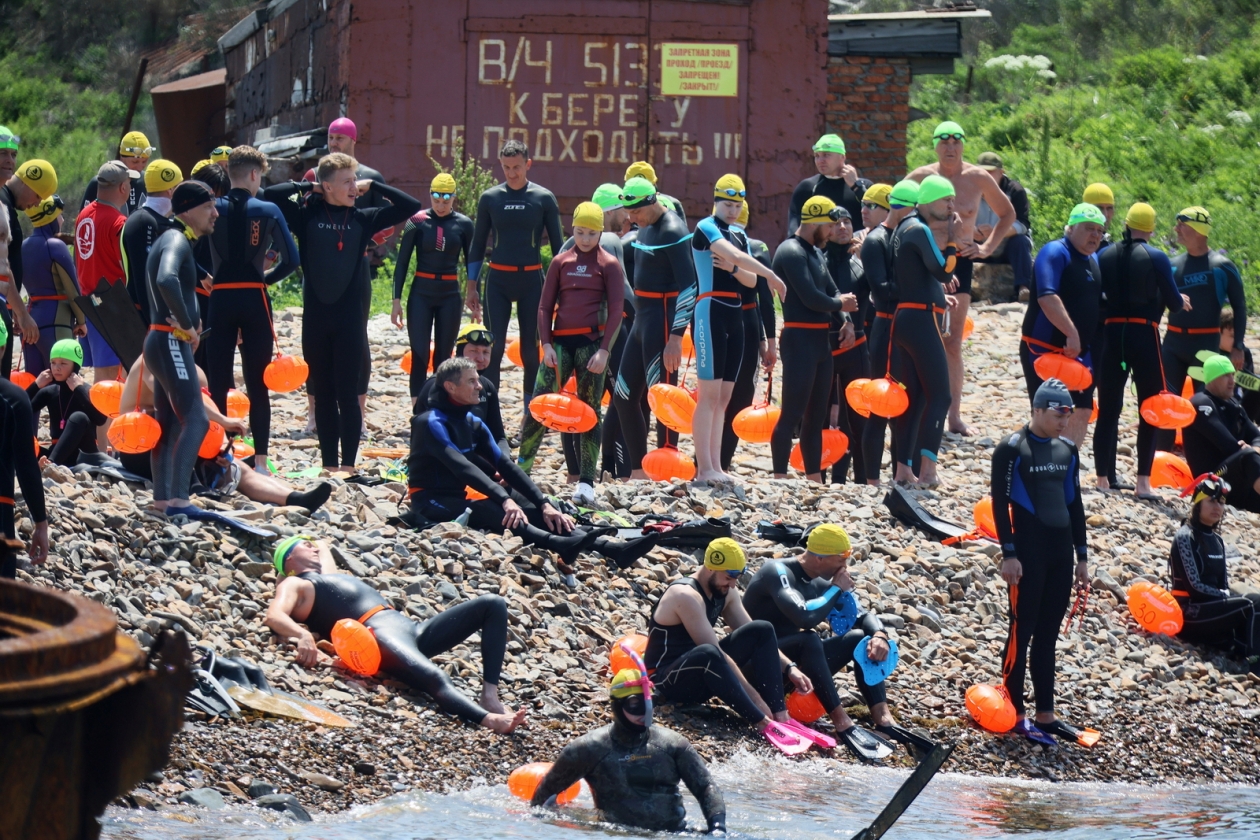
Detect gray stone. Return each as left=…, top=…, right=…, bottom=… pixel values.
left=331, top=544, right=371, bottom=577
left=177, top=788, right=226, bottom=810
left=247, top=781, right=277, bottom=798
left=254, top=793, right=312, bottom=822
left=437, top=581, right=459, bottom=601
left=877, top=613, right=905, bottom=630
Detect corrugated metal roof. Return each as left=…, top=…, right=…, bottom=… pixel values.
left=829, top=9, right=991, bottom=21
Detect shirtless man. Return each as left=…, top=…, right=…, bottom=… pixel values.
left=909, top=121, right=1015, bottom=436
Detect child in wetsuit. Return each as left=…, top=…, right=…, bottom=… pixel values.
left=27, top=339, right=108, bottom=467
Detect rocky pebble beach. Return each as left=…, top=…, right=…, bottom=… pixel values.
left=11, top=303, right=1260, bottom=819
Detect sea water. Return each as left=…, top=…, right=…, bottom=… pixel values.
left=100, top=750, right=1260, bottom=838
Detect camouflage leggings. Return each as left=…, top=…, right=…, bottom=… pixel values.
left=518, top=341, right=606, bottom=483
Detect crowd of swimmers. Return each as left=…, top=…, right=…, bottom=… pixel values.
left=0, top=117, right=1257, bottom=832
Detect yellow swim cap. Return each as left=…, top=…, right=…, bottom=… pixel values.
left=1082, top=183, right=1114, bottom=206
left=120, top=131, right=154, bottom=158
left=625, top=160, right=658, bottom=185
left=736, top=201, right=749, bottom=228
left=610, top=668, right=647, bottom=698
left=209, top=145, right=231, bottom=163
left=714, top=173, right=746, bottom=200
left=800, top=196, right=838, bottom=224
left=25, top=195, right=63, bottom=228
left=431, top=172, right=457, bottom=194
left=806, top=523, right=851, bottom=557
left=144, top=159, right=183, bottom=193
left=190, top=159, right=213, bottom=176
left=1124, top=202, right=1156, bottom=233
left=863, top=183, right=892, bottom=210
left=704, top=537, right=746, bottom=573
left=1176, top=206, right=1212, bottom=237
left=572, top=200, right=604, bottom=232
left=17, top=159, right=57, bottom=200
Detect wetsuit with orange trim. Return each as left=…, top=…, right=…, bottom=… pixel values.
left=991, top=425, right=1087, bottom=718
left=889, top=217, right=955, bottom=472
left=1170, top=518, right=1260, bottom=660
left=721, top=236, right=775, bottom=471
left=1164, top=250, right=1246, bottom=396
left=770, top=235, right=846, bottom=475
left=858, top=218, right=903, bottom=481
left=22, top=216, right=85, bottom=373
left=828, top=244, right=869, bottom=484
left=1019, top=238, right=1101, bottom=410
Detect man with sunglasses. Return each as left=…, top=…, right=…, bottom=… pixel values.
left=532, top=668, right=725, bottom=834
left=81, top=130, right=152, bottom=216
left=990, top=378, right=1093, bottom=746
left=415, top=323, right=506, bottom=443
left=1160, top=207, right=1247, bottom=432
left=743, top=524, right=906, bottom=761
left=392, top=173, right=474, bottom=402
left=909, top=121, right=1016, bottom=437
left=1183, top=354, right=1260, bottom=513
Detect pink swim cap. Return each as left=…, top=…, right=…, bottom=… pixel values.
left=328, top=117, right=357, bottom=141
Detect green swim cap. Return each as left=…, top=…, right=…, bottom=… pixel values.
left=813, top=133, right=846, bottom=155
left=1068, top=203, right=1106, bottom=227
left=620, top=176, right=657, bottom=208
left=889, top=179, right=920, bottom=208
left=1203, top=354, right=1236, bottom=384
left=592, top=183, right=623, bottom=211
left=0, top=126, right=17, bottom=151
left=916, top=175, right=956, bottom=206
left=273, top=534, right=314, bottom=574
left=50, top=338, right=83, bottom=367
left=932, top=121, right=966, bottom=141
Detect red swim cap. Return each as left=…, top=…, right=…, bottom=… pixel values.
left=329, top=117, right=357, bottom=141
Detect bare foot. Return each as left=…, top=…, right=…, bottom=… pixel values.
left=483, top=707, right=528, bottom=734
left=695, top=470, right=726, bottom=484
left=480, top=685, right=506, bottom=715
left=1095, top=476, right=1111, bottom=491
left=948, top=418, right=973, bottom=436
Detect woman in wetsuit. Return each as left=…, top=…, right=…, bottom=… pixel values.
left=27, top=339, right=107, bottom=466
left=392, top=173, right=474, bottom=400
left=1170, top=474, right=1260, bottom=673
left=264, top=536, right=527, bottom=733
left=20, top=196, right=86, bottom=373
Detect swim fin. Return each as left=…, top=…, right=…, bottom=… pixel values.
left=164, top=504, right=275, bottom=537
left=762, top=720, right=811, bottom=756
left=1013, top=718, right=1056, bottom=746
left=883, top=486, right=982, bottom=544
left=849, top=742, right=954, bottom=840
left=838, top=725, right=893, bottom=762
left=1037, top=718, right=1101, bottom=748
left=780, top=718, right=837, bottom=750
left=874, top=723, right=939, bottom=760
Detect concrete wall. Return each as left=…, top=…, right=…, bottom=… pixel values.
left=825, top=55, right=911, bottom=185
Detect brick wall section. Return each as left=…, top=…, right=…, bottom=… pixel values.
left=826, top=56, right=911, bottom=184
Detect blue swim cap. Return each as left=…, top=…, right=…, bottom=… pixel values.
left=854, top=636, right=899, bottom=685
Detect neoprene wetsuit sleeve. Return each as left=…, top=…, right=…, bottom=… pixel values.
left=600, top=251, right=626, bottom=351
left=1150, top=247, right=1183, bottom=312
left=857, top=609, right=885, bottom=636
left=468, top=192, right=493, bottom=277
left=769, top=562, right=845, bottom=628
left=1033, top=241, right=1069, bottom=299
left=906, top=223, right=955, bottom=285
left=3, top=381, right=46, bottom=523
left=543, top=192, right=564, bottom=255
left=1067, top=444, right=1087, bottom=558
left=482, top=380, right=507, bottom=445
left=259, top=181, right=309, bottom=233
left=1174, top=526, right=1229, bottom=598
left=531, top=741, right=595, bottom=807
left=1009, top=181, right=1031, bottom=230
left=1192, top=396, right=1248, bottom=455
left=365, top=183, right=423, bottom=234
left=416, top=413, right=511, bottom=503
left=154, top=241, right=196, bottom=329
left=393, top=220, right=418, bottom=299
left=675, top=741, right=726, bottom=833
left=990, top=436, right=1018, bottom=558
left=757, top=276, right=774, bottom=341
left=261, top=202, right=299, bottom=285
left=1219, top=257, right=1247, bottom=349
left=783, top=245, right=845, bottom=313
left=668, top=235, right=699, bottom=337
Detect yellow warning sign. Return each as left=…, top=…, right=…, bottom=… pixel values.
left=660, top=43, right=739, bottom=97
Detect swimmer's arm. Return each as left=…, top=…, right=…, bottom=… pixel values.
left=675, top=588, right=773, bottom=716
left=1151, top=249, right=1183, bottom=313
left=677, top=744, right=726, bottom=833
left=154, top=246, right=196, bottom=329
left=724, top=591, right=795, bottom=672
left=990, top=440, right=1018, bottom=559
left=318, top=542, right=339, bottom=575
left=1035, top=294, right=1080, bottom=352
left=974, top=174, right=1015, bottom=259
left=264, top=578, right=314, bottom=642
left=710, top=238, right=771, bottom=286
left=770, top=563, right=842, bottom=628
left=531, top=742, right=594, bottom=807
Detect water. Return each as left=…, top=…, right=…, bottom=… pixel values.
left=101, top=751, right=1260, bottom=839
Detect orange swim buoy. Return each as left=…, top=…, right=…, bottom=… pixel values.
left=973, top=496, right=998, bottom=539
left=1150, top=451, right=1193, bottom=490
left=263, top=354, right=309, bottom=393
left=965, top=684, right=1016, bottom=733
left=231, top=439, right=255, bottom=459
left=962, top=316, right=975, bottom=340
left=789, top=428, right=848, bottom=472
left=529, top=392, right=598, bottom=433
left=331, top=618, right=381, bottom=676
left=1140, top=391, right=1195, bottom=430
left=226, top=388, right=251, bottom=419
left=507, top=762, right=580, bottom=804
left=732, top=403, right=781, bottom=444
left=647, top=383, right=695, bottom=434
left=198, top=421, right=225, bottom=459
left=400, top=349, right=413, bottom=374
left=862, top=378, right=909, bottom=418
left=845, top=378, right=872, bottom=418
left=1126, top=580, right=1184, bottom=635
left=609, top=634, right=648, bottom=674
left=1033, top=353, right=1093, bottom=391
left=786, top=690, right=826, bottom=724
left=642, top=446, right=696, bottom=481
left=10, top=371, right=35, bottom=389
left=107, top=411, right=161, bottom=454
left=90, top=379, right=124, bottom=418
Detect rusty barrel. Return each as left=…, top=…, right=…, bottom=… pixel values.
left=0, top=544, right=191, bottom=840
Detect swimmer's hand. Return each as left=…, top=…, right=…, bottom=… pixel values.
left=34, top=369, right=53, bottom=388
left=663, top=334, right=683, bottom=373
left=1000, top=557, right=1023, bottom=586
left=944, top=275, right=959, bottom=294
left=838, top=320, right=855, bottom=350
left=759, top=339, right=776, bottom=371
left=29, top=520, right=48, bottom=566
left=390, top=299, right=405, bottom=329
left=502, top=498, right=528, bottom=530
left=66, top=372, right=86, bottom=391
left=294, top=631, right=320, bottom=667
left=72, top=323, right=87, bottom=338
left=840, top=292, right=858, bottom=313
left=768, top=273, right=787, bottom=302
left=787, top=665, right=812, bottom=696
left=541, top=344, right=558, bottom=370
left=865, top=633, right=890, bottom=663
left=541, top=502, right=575, bottom=534
left=831, top=565, right=854, bottom=591
left=222, top=417, right=247, bottom=436
left=586, top=348, right=609, bottom=375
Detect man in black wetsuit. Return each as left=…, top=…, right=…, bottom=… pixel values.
left=264, top=535, right=527, bottom=733
left=414, top=324, right=506, bottom=445
left=991, top=378, right=1093, bottom=747
left=860, top=180, right=917, bottom=485
left=611, top=177, right=697, bottom=479
left=743, top=523, right=916, bottom=761
left=1183, top=355, right=1260, bottom=513
left=825, top=208, right=869, bottom=484
left=122, top=159, right=182, bottom=325
left=408, top=358, right=660, bottom=578
left=144, top=181, right=218, bottom=516
left=644, top=538, right=815, bottom=751
left=206, top=146, right=299, bottom=472
left=625, top=161, right=687, bottom=222
left=0, top=209, right=48, bottom=576
left=1094, top=202, right=1188, bottom=497
left=81, top=130, right=151, bottom=215
left=465, top=140, right=564, bottom=402
left=263, top=153, right=420, bottom=472
left=786, top=134, right=863, bottom=236
left=771, top=196, right=852, bottom=482
left=532, top=667, right=725, bottom=834
left=1158, top=207, right=1248, bottom=452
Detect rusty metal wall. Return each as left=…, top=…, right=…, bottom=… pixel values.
left=225, top=0, right=828, bottom=245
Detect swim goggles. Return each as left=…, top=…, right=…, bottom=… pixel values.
left=456, top=328, right=495, bottom=346
left=717, top=188, right=746, bottom=198
left=431, top=191, right=455, bottom=200
left=933, top=132, right=965, bottom=142
left=0, top=132, right=19, bottom=150
left=1176, top=210, right=1211, bottom=225
left=861, top=201, right=883, bottom=210
left=621, top=694, right=648, bottom=715
left=121, top=144, right=156, bottom=157
left=1044, top=404, right=1074, bottom=416
left=722, top=568, right=744, bottom=579
left=211, top=145, right=232, bottom=158
left=1181, top=473, right=1230, bottom=503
